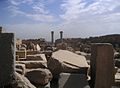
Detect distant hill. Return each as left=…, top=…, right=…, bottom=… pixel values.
left=55, top=34, right=120, bottom=48
left=86, top=34, right=120, bottom=46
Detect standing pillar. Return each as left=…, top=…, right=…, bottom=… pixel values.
left=60, top=31, right=63, bottom=43
left=51, top=31, right=54, bottom=45
left=0, top=33, right=16, bottom=86
left=90, top=43, right=115, bottom=88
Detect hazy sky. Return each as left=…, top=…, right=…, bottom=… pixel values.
left=0, top=0, right=120, bottom=41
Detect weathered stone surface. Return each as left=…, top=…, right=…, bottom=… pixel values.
left=53, top=50, right=89, bottom=68
left=16, top=68, right=24, bottom=75
left=16, top=49, right=26, bottom=58
left=62, top=62, right=88, bottom=74
left=25, top=68, right=52, bottom=85
left=47, top=57, right=63, bottom=76
left=36, top=44, right=41, bottom=51
left=118, top=68, right=120, bottom=73
left=16, top=55, right=19, bottom=61
left=114, top=72, right=120, bottom=87
left=114, top=52, right=120, bottom=59
left=35, top=82, right=50, bottom=88
left=80, top=52, right=91, bottom=60
left=27, top=50, right=41, bottom=55
left=0, top=33, right=16, bottom=85
left=15, top=72, right=36, bottom=88
left=56, top=43, right=67, bottom=50
left=48, top=50, right=89, bottom=75
left=16, top=61, right=47, bottom=69
left=58, top=73, right=90, bottom=88
left=26, top=54, right=47, bottom=61
left=15, top=64, right=26, bottom=75
left=0, top=72, right=36, bottom=88
left=90, top=43, right=115, bottom=88
left=115, top=59, right=120, bottom=68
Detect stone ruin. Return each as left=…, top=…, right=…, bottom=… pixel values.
left=0, top=33, right=15, bottom=86
left=0, top=27, right=2, bottom=33
left=90, top=43, right=115, bottom=88
left=0, top=33, right=36, bottom=88
left=0, top=31, right=119, bottom=88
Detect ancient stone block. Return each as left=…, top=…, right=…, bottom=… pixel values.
left=15, top=64, right=26, bottom=75
left=0, top=33, right=15, bottom=85
left=16, top=61, right=47, bottom=69
left=115, top=59, right=120, bottom=68
left=58, top=73, right=90, bottom=88
left=15, top=72, right=36, bottom=88
left=0, top=27, right=2, bottom=33
left=51, top=50, right=89, bottom=75
left=26, top=50, right=41, bottom=55
left=26, top=54, right=47, bottom=61
left=16, top=48, right=26, bottom=58
left=25, top=68, right=52, bottom=85
left=90, top=43, right=115, bottom=88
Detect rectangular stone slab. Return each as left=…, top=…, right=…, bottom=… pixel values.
left=53, top=50, right=89, bottom=68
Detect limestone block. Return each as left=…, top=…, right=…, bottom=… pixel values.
left=48, top=50, right=89, bottom=75
left=16, top=55, right=19, bottom=61
left=16, top=61, right=47, bottom=69
left=26, top=50, right=41, bottom=55
left=62, top=62, right=88, bottom=75
left=47, top=57, right=63, bottom=76
left=115, top=59, right=120, bottom=68
left=16, top=49, right=26, bottom=58
left=48, top=57, right=89, bottom=76
left=26, top=54, right=47, bottom=61
left=15, top=64, right=26, bottom=75
left=16, top=68, right=24, bottom=75
left=15, top=72, right=36, bottom=88
left=35, top=82, right=50, bottom=88
left=58, top=73, right=90, bottom=88
left=25, top=68, right=52, bottom=85
left=0, top=33, right=15, bottom=85
left=52, top=50, right=89, bottom=69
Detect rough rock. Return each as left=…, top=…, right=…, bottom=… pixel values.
left=0, top=33, right=16, bottom=85
left=0, top=72, right=36, bottom=88
left=35, top=82, right=50, bottom=88
left=25, top=68, right=52, bottom=85
left=48, top=50, right=89, bottom=75
left=47, top=57, right=63, bottom=76
left=58, top=73, right=90, bottom=88
left=52, top=50, right=89, bottom=68
left=115, top=59, right=120, bottom=68
left=114, top=72, right=120, bottom=87
left=16, top=68, right=24, bottom=75
left=26, top=54, right=47, bottom=61
left=16, top=49, right=26, bottom=58
left=118, top=68, right=120, bottom=73
left=15, top=72, right=36, bottom=88
left=26, top=50, right=41, bottom=55
left=62, top=62, right=88, bottom=74
left=16, top=61, right=47, bottom=69
left=15, top=64, right=26, bottom=75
